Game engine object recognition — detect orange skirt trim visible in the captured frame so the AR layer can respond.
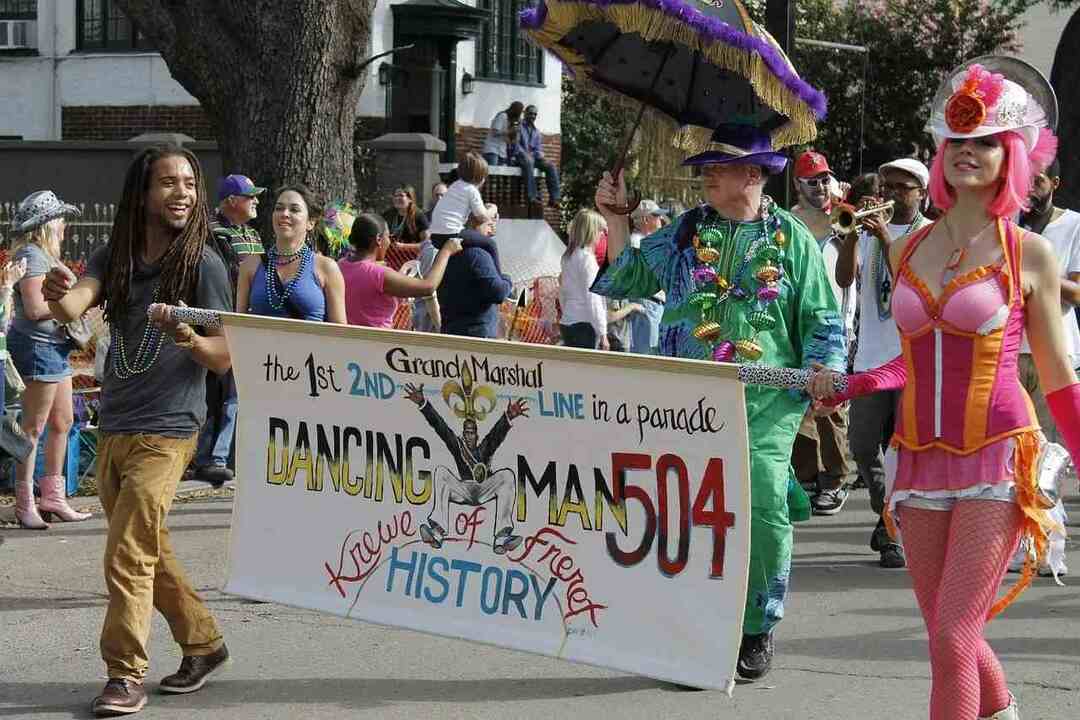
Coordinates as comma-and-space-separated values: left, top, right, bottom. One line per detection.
883, 430, 1063, 620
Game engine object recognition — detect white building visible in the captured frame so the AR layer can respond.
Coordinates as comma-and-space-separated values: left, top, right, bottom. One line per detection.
1017, 2, 1073, 80
0, 0, 562, 163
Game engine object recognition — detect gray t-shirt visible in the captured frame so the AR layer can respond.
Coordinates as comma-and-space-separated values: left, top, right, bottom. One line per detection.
11, 244, 66, 344
86, 243, 232, 437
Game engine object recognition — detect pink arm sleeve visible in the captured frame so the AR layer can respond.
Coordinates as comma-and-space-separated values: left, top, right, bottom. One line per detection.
822, 354, 907, 405
1046, 383, 1080, 480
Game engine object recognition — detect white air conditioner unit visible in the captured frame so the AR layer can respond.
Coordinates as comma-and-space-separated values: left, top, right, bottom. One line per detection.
0, 20, 34, 50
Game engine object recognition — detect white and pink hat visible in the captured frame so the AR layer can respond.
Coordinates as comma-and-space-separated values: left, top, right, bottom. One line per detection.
926, 55, 1057, 152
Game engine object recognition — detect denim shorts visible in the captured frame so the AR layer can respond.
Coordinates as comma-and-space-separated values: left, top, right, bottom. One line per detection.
8, 330, 74, 382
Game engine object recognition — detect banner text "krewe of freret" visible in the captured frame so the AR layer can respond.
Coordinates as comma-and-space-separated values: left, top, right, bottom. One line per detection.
221, 314, 751, 692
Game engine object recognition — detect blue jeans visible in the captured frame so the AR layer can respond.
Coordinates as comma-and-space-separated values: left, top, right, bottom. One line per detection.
482, 153, 507, 166
628, 298, 663, 354
196, 370, 237, 468
514, 153, 560, 203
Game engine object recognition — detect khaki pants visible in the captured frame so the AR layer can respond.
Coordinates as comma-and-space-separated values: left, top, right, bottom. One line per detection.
793, 405, 854, 493
1017, 353, 1077, 445
97, 432, 223, 681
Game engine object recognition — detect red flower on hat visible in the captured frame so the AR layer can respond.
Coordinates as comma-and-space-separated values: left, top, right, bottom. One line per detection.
945, 93, 986, 134
945, 64, 1003, 134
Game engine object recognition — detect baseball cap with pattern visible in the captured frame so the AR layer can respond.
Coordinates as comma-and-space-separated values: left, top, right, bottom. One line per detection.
217, 174, 266, 203
794, 151, 830, 179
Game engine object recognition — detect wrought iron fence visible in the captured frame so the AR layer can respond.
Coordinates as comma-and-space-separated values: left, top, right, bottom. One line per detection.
0, 201, 116, 264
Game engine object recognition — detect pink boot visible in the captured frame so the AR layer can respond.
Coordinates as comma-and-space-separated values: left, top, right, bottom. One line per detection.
14, 477, 49, 529
37, 474, 91, 522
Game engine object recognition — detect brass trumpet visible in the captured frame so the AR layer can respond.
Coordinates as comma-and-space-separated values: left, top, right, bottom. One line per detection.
829, 200, 895, 235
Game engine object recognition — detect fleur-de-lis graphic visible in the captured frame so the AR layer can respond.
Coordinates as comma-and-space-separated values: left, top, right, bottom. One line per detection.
441, 364, 497, 422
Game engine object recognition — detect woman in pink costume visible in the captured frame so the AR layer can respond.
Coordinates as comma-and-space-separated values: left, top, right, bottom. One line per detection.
811, 57, 1080, 720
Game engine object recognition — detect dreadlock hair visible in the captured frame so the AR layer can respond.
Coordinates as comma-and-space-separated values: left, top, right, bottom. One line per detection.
103, 144, 211, 325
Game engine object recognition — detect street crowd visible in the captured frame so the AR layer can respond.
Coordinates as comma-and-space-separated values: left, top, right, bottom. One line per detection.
0, 59, 1078, 720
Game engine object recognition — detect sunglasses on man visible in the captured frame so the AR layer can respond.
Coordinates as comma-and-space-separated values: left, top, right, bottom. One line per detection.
880, 180, 922, 192
798, 176, 831, 189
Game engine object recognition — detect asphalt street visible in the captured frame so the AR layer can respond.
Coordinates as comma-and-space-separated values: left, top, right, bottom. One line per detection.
2, 486, 1077, 720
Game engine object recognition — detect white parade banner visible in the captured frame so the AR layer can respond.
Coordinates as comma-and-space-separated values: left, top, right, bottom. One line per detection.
220, 313, 750, 692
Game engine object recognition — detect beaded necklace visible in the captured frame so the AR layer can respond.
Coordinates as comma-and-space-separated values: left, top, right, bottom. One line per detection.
872, 212, 925, 321
110, 286, 166, 379
273, 245, 303, 266
687, 196, 786, 363
264, 244, 312, 311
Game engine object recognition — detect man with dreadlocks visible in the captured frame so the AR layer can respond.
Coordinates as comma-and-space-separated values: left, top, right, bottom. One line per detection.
44, 145, 233, 717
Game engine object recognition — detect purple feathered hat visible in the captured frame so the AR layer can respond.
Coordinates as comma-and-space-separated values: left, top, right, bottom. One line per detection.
682, 126, 789, 173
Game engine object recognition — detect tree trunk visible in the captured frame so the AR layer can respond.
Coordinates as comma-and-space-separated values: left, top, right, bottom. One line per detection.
113, 1, 375, 206
1051, 7, 1080, 210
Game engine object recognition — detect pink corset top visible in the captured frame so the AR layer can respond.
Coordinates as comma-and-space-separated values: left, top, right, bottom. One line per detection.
892, 261, 1009, 335
888, 219, 1036, 454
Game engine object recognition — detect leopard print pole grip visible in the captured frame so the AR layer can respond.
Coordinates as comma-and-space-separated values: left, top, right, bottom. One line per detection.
736, 364, 848, 394
147, 304, 223, 330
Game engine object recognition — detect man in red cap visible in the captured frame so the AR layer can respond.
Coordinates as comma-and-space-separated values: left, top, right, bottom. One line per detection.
791, 151, 857, 518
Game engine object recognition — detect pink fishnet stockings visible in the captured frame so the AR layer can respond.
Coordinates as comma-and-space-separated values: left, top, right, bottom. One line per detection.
898, 500, 1022, 720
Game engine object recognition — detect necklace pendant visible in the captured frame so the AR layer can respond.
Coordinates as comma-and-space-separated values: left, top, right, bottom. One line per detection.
734, 338, 763, 361
945, 247, 965, 271
696, 246, 721, 264
713, 340, 736, 362
747, 310, 775, 332
757, 285, 780, 302
692, 321, 722, 342
756, 264, 780, 284
698, 227, 723, 246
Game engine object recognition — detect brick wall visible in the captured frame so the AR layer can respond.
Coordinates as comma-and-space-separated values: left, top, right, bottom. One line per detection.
455, 124, 562, 228
62, 105, 216, 141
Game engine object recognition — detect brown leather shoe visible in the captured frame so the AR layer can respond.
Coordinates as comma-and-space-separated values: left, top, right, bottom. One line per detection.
92, 678, 147, 716
159, 643, 230, 694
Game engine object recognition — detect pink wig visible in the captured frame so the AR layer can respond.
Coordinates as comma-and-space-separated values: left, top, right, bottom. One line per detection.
928, 129, 1058, 218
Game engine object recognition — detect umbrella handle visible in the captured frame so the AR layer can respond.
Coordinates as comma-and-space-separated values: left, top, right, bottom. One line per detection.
602, 102, 646, 216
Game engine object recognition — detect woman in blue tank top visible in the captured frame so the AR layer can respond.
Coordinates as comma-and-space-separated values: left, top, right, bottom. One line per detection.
236, 184, 346, 322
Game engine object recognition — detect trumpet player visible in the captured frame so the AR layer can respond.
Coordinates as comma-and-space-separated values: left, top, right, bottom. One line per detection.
834, 157, 931, 568
791, 151, 858, 517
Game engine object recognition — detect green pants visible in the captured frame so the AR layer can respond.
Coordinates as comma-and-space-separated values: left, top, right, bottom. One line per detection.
742, 385, 805, 636
744, 504, 793, 635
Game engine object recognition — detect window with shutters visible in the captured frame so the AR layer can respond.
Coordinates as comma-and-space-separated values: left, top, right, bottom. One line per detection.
475, 0, 543, 84
76, 0, 153, 51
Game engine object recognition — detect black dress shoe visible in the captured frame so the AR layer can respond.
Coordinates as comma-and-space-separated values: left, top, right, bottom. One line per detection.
870, 518, 888, 552
194, 465, 233, 488
736, 632, 774, 680
880, 543, 906, 569
159, 644, 230, 694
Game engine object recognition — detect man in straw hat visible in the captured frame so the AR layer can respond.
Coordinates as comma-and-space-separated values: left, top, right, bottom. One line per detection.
594, 125, 846, 682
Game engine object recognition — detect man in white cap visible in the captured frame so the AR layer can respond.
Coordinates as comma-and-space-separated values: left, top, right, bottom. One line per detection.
834, 156, 931, 569
1018, 158, 1080, 445
627, 200, 668, 354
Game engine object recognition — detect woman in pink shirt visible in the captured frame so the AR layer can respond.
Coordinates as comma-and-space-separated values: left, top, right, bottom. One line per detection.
339, 214, 460, 328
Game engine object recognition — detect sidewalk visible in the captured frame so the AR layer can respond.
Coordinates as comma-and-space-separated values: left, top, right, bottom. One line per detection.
0, 477, 235, 524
